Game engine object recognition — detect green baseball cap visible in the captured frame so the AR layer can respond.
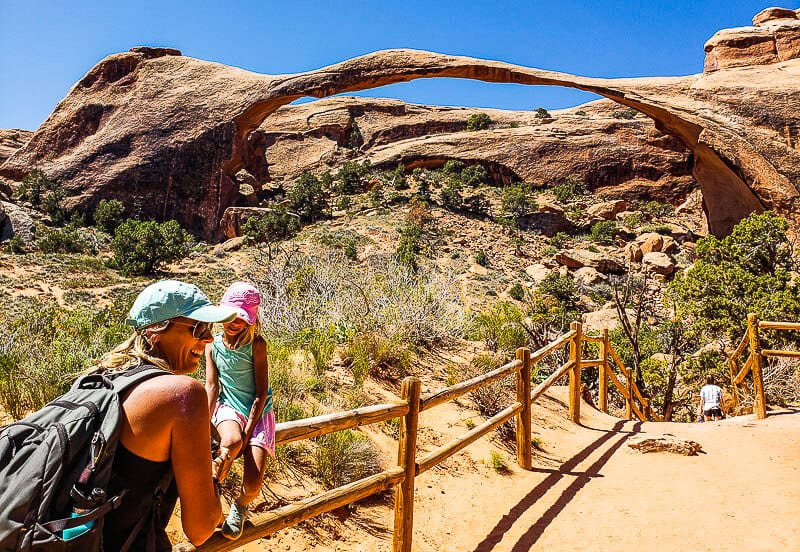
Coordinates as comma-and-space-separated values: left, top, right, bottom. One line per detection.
127, 280, 238, 330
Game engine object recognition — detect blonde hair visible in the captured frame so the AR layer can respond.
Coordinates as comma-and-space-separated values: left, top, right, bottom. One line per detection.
87, 325, 171, 374
225, 319, 262, 349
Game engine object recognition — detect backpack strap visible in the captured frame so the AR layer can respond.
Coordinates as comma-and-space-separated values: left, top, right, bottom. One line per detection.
110, 365, 172, 395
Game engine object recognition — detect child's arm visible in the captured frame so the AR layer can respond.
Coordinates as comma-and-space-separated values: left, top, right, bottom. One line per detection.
243, 336, 269, 445
204, 343, 220, 416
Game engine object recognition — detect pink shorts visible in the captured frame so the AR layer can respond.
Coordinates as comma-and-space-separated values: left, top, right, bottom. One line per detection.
212, 402, 276, 457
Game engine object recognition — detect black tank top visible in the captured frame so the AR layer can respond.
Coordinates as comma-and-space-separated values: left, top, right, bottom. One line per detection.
102, 444, 178, 551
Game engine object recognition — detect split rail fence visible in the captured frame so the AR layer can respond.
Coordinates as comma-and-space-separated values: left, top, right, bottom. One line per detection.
174, 321, 657, 552
728, 312, 799, 419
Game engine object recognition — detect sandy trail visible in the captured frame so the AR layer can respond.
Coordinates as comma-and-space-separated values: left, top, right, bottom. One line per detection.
201, 391, 800, 551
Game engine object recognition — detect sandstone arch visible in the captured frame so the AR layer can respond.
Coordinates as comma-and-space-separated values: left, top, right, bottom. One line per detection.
2, 46, 798, 239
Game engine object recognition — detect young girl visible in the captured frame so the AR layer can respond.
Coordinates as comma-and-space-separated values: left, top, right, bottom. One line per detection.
205, 282, 275, 540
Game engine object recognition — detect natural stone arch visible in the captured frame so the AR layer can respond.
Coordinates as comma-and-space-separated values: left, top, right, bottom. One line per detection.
3, 47, 797, 239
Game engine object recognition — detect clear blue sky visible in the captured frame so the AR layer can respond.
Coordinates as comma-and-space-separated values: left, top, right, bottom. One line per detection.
0, 0, 772, 130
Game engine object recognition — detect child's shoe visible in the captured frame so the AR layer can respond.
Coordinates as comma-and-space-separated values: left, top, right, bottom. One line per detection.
221, 502, 248, 540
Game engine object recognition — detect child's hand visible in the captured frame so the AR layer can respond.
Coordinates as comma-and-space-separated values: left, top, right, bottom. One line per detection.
212, 446, 233, 481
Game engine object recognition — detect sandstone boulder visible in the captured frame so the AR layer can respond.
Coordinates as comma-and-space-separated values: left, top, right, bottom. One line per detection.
638, 233, 664, 254
753, 7, 798, 26
212, 236, 247, 256
537, 198, 565, 217
574, 266, 606, 286
582, 308, 634, 332
556, 249, 624, 274
587, 200, 627, 221
628, 434, 703, 456
625, 242, 643, 263
525, 263, 553, 283
642, 251, 675, 275
0, 201, 36, 242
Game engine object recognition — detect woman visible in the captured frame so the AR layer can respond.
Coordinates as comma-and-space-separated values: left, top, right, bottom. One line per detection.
94, 280, 238, 550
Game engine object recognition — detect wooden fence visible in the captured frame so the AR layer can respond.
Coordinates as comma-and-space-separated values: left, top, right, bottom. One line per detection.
174, 322, 655, 552
728, 313, 800, 419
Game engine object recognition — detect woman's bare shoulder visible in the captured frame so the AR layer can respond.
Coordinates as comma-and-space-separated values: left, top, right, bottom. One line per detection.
123, 374, 206, 414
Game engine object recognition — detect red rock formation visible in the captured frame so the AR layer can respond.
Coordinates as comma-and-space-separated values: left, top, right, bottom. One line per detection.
1, 10, 798, 240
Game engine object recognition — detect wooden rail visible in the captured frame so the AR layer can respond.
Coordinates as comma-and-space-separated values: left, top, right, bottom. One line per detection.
178, 321, 660, 552
728, 314, 800, 420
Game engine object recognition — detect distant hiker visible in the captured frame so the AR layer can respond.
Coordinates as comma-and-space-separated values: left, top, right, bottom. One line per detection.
205, 282, 275, 541
0, 280, 238, 551
699, 375, 724, 422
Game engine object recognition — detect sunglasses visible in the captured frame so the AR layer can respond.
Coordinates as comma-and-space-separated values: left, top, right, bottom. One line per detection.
170, 320, 213, 340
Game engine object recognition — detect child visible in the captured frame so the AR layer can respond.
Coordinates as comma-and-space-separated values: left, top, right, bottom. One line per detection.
205, 282, 275, 540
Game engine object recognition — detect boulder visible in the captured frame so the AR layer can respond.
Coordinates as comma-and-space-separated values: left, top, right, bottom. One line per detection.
638, 233, 664, 254
753, 7, 798, 26
625, 242, 643, 263
212, 236, 247, 256
628, 435, 702, 456
556, 249, 624, 274
582, 308, 631, 332
0, 201, 36, 242
587, 200, 627, 221
520, 212, 573, 238
704, 17, 800, 71
537, 198, 565, 217
574, 266, 606, 286
525, 263, 553, 283
642, 251, 675, 275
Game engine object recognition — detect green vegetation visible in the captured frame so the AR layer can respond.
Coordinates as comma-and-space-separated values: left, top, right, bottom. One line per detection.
38, 222, 95, 255
242, 207, 300, 244
509, 282, 526, 301
466, 112, 491, 131
395, 198, 431, 270
535, 107, 550, 119
314, 430, 381, 489
93, 199, 126, 232
317, 229, 362, 260
641, 200, 674, 219
590, 221, 618, 245
490, 451, 510, 473
500, 182, 532, 225
17, 169, 54, 208
333, 160, 371, 195
288, 172, 328, 222
552, 174, 587, 203
613, 109, 638, 119
111, 219, 192, 275
439, 177, 463, 211
474, 249, 488, 267
549, 232, 570, 249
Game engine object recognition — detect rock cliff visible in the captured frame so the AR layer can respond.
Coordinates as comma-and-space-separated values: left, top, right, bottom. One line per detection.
1, 9, 798, 240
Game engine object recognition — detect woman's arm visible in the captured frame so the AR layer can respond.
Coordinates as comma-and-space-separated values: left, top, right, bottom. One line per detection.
204, 343, 220, 416
170, 377, 223, 545
242, 337, 269, 444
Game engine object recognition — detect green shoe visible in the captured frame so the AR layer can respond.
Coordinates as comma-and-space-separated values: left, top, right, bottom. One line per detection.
221, 502, 248, 540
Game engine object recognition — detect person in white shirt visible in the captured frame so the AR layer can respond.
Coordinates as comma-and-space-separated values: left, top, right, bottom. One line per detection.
699, 376, 724, 421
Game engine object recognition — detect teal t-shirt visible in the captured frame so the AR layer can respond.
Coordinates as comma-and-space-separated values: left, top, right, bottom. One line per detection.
211, 335, 272, 417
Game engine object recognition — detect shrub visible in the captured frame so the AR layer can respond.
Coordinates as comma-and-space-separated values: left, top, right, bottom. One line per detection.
38, 223, 95, 254
314, 430, 381, 489
344, 332, 413, 384
443, 160, 465, 174
575, 110, 587, 116
111, 219, 192, 275
368, 182, 385, 208
242, 207, 300, 244
288, 172, 327, 222
471, 302, 527, 352
317, 229, 361, 260
466, 113, 491, 131
509, 282, 526, 301
590, 221, 618, 244
463, 192, 490, 217
17, 169, 53, 207
6, 235, 25, 254
333, 161, 371, 195
439, 177, 463, 211
549, 232, 570, 249
552, 175, 586, 203
538, 272, 578, 306
474, 250, 488, 267
535, 107, 551, 119
93, 199, 126, 232
390, 164, 408, 190
621, 211, 643, 228
490, 451, 510, 473
461, 165, 488, 187
641, 200, 674, 219
500, 182, 532, 224
613, 109, 638, 119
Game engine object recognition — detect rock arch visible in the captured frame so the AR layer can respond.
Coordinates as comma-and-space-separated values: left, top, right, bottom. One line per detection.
3, 47, 798, 239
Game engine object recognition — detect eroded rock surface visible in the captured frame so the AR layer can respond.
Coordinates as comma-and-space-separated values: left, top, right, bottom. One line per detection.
628, 434, 703, 456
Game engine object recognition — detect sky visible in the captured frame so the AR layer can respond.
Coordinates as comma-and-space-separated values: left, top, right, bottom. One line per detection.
0, 0, 774, 131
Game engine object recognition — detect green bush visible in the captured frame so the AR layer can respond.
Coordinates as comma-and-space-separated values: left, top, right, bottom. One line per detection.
575, 110, 587, 116
535, 107, 551, 119
466, 113, 491, 131
439, 177, 463, 211
314, 430, 381, 489
443, 160, 465, 174
474, 250, 488, 267
509, 282, 526, 301
317, 229, 361, 260
333, 160, 371, 195
621, 211, 643, 228
17, 169, 53, 207
500, 182, 532, 224
552, 175, 587, 203
641, 200, 674, 219
390, 164, 408, 190
396, 223, 422, 270
368, 182, 384, 208
6, 235, 25, 254
111, 219, 192, 275
288, 172, 327, 222
590, 221, 618, 244
38, 223, 95, 254
613, 109, 638, 119
471, 302, 527, 352
549, 232, 570, 249
93, 199, 126, 232
242, 207, 300, 244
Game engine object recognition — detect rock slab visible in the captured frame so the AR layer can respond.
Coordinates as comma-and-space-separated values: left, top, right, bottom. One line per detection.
627, 434, 703, 456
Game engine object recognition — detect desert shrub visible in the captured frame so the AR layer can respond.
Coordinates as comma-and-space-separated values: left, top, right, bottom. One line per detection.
440, 177, 463, 211
288, 172, 327, 222
471, 302, 527, 352
500, 182, 532, 225
334, 196, 351, 211
467, 352, 516, 440
368, 181, 385, 208
396, 223, 422, 270
17, 169, 53, 207
549, 232, 570, 249
621, 211, 643, 228
0, 298, 130, 419
6, 235, 25, 254
466, 113, 491, 131
111, 219, 192, 275
490, 451, 510, 473
461, 165, 488, 187
390, 164, 408, 190
38, 223, 95, 254
575, 110, 587, 116
541, 245, 558, 257
590, 221, 618, 244
343, 332, 413, 385
535, 107, 550, 119
242, 207, 300, 244
443, 160, 465, 174
474, 250, 488, 267
641, 200, 674, 219
333, 160, 371, 195
314, 430, 382, 489
317, 229, 361, 260
552, 174, 586, 203
509, 282, 526, 301
613, 109, 638, 119
93, 199, 126, 232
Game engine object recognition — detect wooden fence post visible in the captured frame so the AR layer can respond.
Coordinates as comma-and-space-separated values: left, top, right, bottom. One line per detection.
625, 368, 633, 420
747, 313, 767, 420
569, 321, 582, 424
515, 347, 532, 470
393, 377, 421, 552
599, 329, 609, 413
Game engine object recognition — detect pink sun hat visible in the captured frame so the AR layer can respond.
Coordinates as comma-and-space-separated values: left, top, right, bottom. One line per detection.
220, 282, 261, 325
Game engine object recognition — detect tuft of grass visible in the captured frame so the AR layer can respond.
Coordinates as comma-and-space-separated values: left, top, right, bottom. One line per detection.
490, 451, 510, 473
314, 430, 382, 489
465, 418, 476, 430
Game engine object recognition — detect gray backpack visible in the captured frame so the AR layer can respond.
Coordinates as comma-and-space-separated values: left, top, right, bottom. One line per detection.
0, 365, 169, 551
